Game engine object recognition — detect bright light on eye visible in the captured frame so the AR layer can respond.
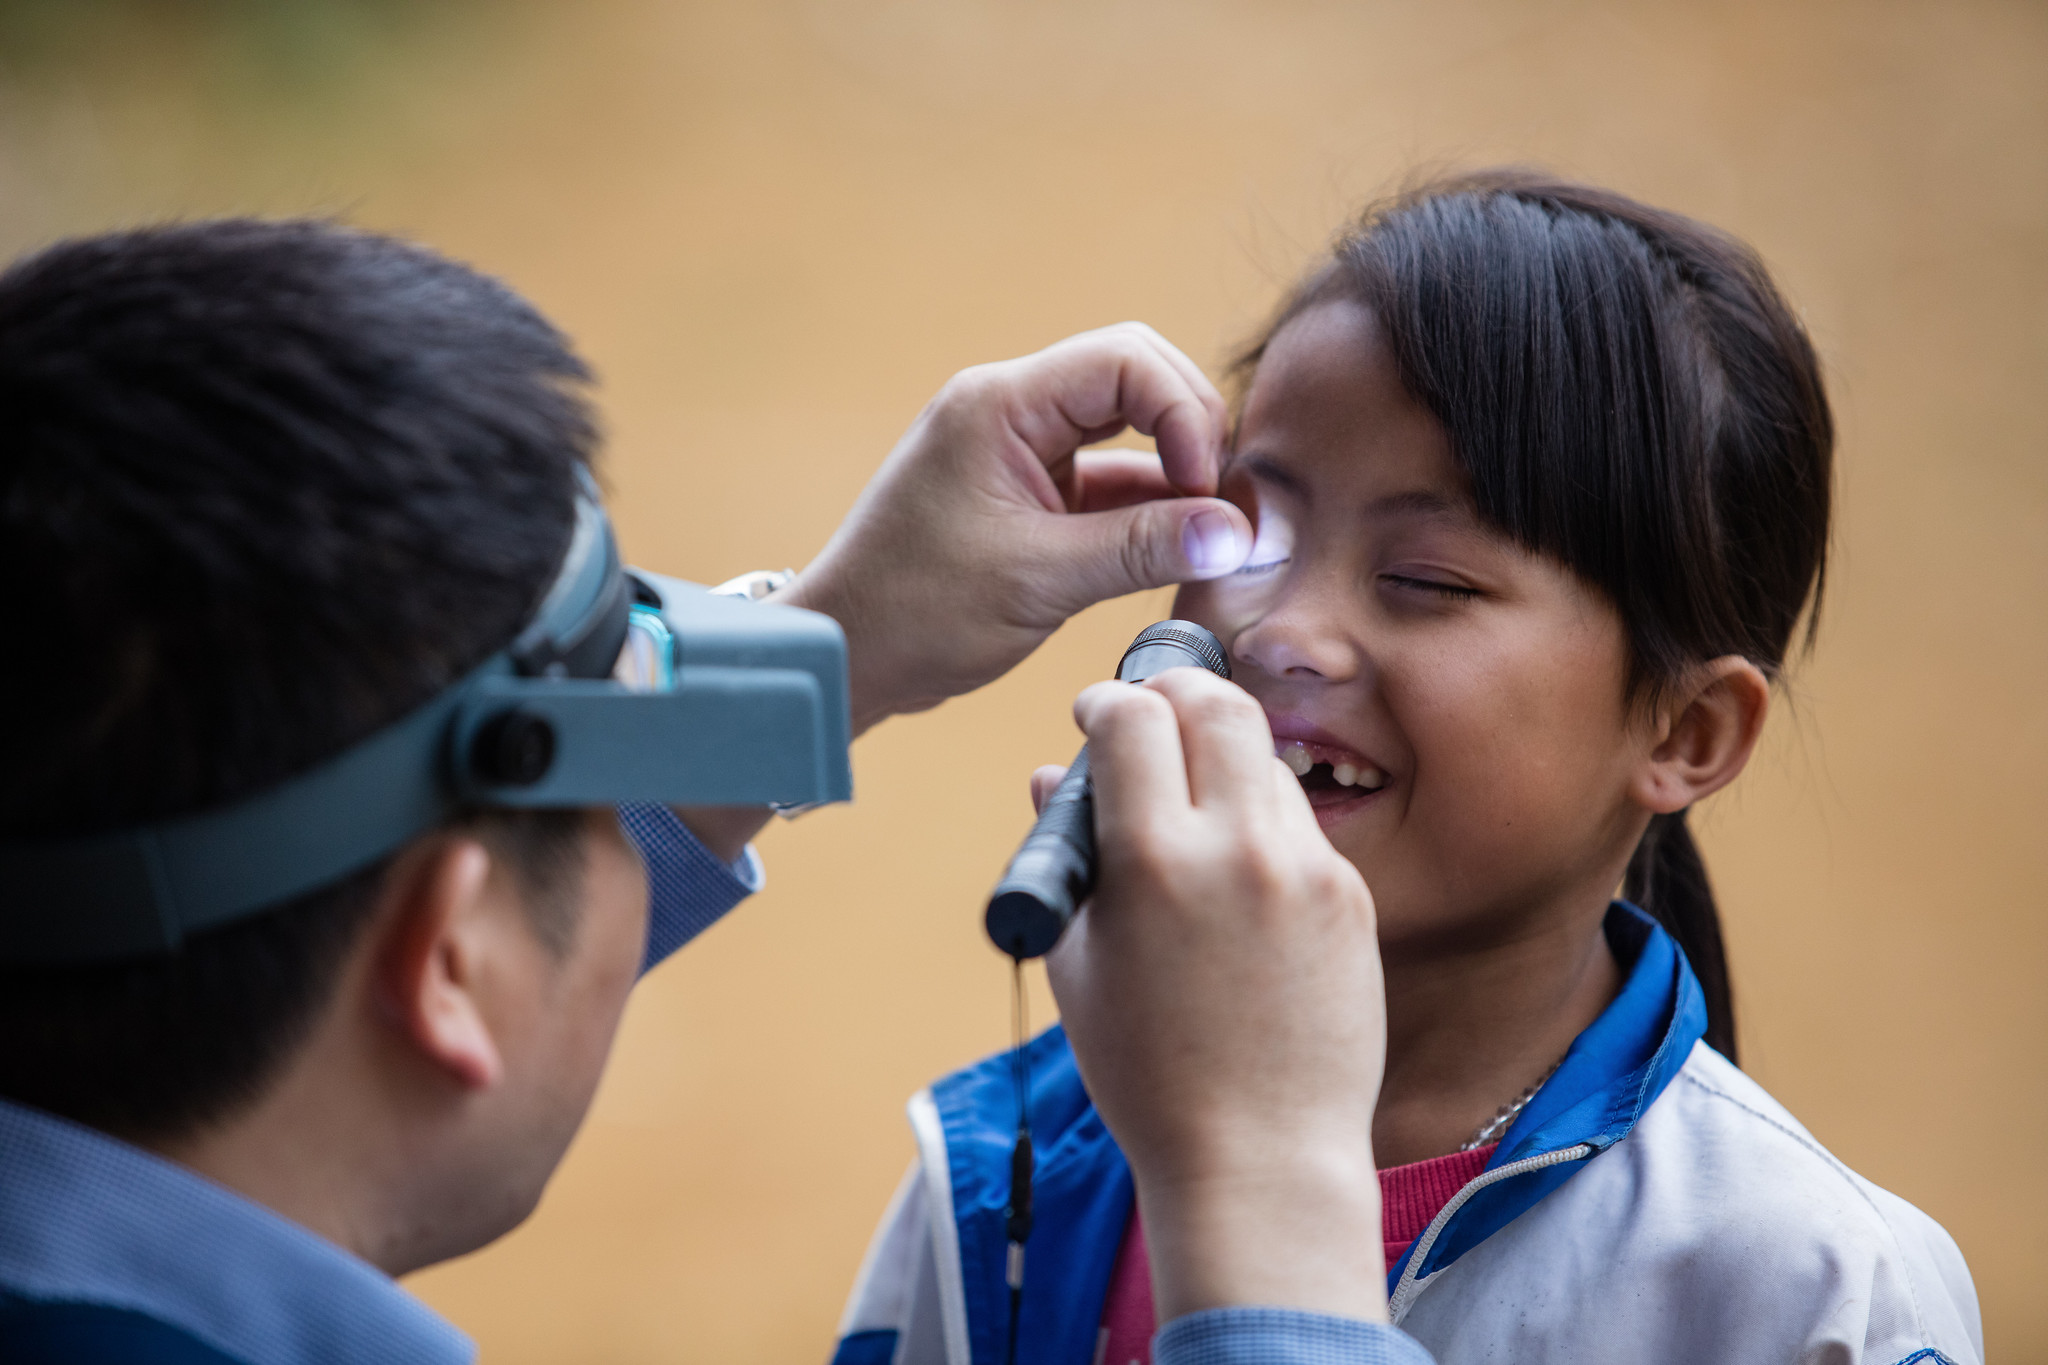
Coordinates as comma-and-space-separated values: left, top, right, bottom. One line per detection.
1238, 507, 1294, 571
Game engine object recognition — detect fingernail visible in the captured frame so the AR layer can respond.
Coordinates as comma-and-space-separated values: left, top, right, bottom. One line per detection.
1182, 508, 1246, 577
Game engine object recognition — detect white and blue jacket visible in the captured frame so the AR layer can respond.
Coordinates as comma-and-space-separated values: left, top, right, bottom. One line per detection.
833, 904, 1983, 1365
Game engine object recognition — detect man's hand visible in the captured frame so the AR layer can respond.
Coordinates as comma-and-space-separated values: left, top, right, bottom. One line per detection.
1047, 669, 1391, 1324
776, 323, 1251, 733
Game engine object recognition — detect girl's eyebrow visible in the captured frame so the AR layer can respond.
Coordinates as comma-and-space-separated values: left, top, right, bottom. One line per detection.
1237, 454, 1473, 526
1363, 489, 1471, 524
1235, 453, 1306, 495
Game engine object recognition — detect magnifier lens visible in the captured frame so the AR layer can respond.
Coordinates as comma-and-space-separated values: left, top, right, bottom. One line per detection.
611, 604, 677, 693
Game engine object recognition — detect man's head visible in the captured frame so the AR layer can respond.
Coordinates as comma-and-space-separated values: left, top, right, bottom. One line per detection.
0, 220, 651, 1268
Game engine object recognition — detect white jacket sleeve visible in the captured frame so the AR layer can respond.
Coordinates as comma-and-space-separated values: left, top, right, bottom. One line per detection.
834, 1161, 955, 1365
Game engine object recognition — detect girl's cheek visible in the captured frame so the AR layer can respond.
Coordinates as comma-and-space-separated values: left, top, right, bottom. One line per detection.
1172, 574, 1281, 649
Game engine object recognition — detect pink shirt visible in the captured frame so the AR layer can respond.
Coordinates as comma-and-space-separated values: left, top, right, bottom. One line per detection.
1096, 1143, 1497, 1365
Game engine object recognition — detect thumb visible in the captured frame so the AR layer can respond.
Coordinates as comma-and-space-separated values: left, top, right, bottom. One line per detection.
1040, 497, 1252, 610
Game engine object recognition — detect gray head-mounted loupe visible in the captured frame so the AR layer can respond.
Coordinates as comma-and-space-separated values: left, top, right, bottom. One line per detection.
0, 472, 852, 965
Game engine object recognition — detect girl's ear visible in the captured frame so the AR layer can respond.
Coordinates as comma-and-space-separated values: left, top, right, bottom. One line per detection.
1632, 656, 1771, 815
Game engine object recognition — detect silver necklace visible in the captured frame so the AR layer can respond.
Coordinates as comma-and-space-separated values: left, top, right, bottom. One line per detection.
1460, 1056, 1565, 1152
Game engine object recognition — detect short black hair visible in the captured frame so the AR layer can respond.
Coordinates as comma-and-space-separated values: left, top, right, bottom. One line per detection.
0, 219, 598, 1139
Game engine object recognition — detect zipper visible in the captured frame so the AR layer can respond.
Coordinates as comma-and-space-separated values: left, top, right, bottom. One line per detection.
1387, 1143, 1598, 1322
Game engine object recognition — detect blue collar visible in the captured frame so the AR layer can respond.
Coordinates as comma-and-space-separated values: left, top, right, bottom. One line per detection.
927, 902, 1708, 1363
1392, 900, 1709, 1281
0, 1098, 473, 1365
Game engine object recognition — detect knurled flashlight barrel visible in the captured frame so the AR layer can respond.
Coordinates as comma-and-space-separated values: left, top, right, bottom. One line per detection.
984, 621, 1231, 959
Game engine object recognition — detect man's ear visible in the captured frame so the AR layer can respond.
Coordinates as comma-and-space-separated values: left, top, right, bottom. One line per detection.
372, 836, 514, 1091
1631, 656, 1772, 815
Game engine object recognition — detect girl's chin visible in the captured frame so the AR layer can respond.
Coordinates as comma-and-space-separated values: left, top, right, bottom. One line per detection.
1305, 784, 1389, 829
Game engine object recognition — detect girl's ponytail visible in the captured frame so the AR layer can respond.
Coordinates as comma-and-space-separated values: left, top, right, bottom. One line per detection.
1623, 811, 1736, 1063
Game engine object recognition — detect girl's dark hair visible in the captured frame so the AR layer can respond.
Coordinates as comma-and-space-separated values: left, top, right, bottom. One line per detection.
1237, 171, 1835, 1064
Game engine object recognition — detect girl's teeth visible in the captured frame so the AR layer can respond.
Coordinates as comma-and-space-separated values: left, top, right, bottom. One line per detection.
1275, 741, 1390, 792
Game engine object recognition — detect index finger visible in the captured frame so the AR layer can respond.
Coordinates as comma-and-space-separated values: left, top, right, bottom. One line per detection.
1003, 324, 1227, 497
1118, 324, 1231, 496
1142, 669, 1280, 813
1074, 680, 1193, 850
1120, 323, 1231, 484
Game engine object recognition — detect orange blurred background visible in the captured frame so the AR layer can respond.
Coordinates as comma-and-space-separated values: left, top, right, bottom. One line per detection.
2, 1, 2041, 1358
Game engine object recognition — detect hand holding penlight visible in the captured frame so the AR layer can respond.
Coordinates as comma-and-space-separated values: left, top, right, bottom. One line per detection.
984, 620, 1231, 959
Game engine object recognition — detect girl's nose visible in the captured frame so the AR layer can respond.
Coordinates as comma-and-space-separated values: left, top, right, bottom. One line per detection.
1231, 582, 1363, 684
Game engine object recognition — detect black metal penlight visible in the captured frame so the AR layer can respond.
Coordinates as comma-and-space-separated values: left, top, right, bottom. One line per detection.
984, 621, 1230, 1359
984, 620, 1232, 960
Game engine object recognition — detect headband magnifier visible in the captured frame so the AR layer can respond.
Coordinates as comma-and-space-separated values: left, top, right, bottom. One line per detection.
0, 477, 852, 965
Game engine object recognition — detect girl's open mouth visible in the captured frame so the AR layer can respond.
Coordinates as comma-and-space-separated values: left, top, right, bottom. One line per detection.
1274, 739, 1389, 813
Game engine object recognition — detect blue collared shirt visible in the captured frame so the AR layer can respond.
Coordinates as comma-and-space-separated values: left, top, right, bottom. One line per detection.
617, 802, 764, 971
0, 1096, 471, 1364
1, 807, 1433, 1365
1158, 1309, 1435, 1365
0, 805, 760, 1364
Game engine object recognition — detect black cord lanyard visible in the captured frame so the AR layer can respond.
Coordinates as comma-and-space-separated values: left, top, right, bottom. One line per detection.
1004, 952, 1034, 1365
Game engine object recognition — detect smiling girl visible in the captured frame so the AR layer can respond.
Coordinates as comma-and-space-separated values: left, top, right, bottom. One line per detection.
831, 173, 1981, 1365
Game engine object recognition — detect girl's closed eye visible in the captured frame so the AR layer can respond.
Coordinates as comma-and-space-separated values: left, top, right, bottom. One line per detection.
1233, 503, 1295, 575
1379, 569, 1484, 601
